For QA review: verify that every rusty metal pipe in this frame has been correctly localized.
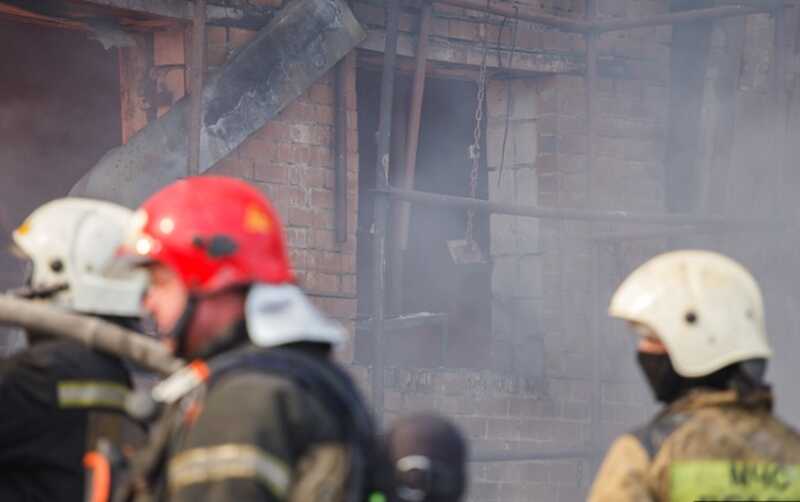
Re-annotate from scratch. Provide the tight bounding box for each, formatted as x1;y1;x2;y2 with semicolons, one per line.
187;0;206;176
380;187;777;228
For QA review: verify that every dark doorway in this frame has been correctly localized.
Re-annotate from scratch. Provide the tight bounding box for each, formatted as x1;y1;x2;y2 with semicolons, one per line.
0;21;121;351
356;68;490;370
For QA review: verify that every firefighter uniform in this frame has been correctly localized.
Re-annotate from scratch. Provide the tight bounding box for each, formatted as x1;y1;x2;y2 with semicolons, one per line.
117;341;375;502
0;339;131;502
589;251;800;502
115;177;380;502
588;389;800;502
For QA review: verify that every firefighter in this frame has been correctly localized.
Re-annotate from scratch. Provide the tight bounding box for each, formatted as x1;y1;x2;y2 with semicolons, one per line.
0;198;147;502
588;250;800;502
115;176;377;502
382;414;467;502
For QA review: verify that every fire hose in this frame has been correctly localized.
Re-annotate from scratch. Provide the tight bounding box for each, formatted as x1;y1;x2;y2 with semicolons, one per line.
0;294;183;375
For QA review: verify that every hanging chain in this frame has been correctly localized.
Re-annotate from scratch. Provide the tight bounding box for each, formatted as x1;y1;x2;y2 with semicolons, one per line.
465;17;491;248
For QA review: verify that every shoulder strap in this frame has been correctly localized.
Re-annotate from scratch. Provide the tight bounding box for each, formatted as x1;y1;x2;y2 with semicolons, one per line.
631;411;691;459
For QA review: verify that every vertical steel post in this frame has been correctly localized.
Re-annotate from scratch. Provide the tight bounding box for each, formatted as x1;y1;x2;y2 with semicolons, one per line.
371;0;401;416
188;0;206;176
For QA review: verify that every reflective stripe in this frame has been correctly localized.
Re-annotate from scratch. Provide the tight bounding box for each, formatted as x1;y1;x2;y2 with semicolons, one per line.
57;381;128;410
168;444;291;497
670;460;800;502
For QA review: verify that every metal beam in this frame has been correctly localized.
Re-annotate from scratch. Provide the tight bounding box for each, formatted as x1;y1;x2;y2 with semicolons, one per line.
74;0;275;29
370;0;401;417
437;0;590;32
591;4;768;33
380;187;775;228
433;0;778;35
71;0;366;207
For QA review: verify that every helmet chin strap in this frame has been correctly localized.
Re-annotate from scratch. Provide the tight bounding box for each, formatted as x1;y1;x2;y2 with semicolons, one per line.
170;295;198;359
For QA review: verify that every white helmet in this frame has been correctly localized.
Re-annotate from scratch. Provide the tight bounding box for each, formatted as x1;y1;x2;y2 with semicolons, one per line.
609;250;771;378
12;198;147;317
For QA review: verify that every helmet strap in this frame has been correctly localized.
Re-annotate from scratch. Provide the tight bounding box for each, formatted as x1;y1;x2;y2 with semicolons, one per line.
171;295;198;359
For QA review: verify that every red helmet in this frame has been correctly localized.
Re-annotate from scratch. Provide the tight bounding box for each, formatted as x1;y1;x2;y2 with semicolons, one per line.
125;176;293;293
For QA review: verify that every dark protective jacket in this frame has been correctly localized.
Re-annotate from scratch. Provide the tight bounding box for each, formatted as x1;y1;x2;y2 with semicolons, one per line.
0;339;132;502
117;341;377;502
588;388;800;502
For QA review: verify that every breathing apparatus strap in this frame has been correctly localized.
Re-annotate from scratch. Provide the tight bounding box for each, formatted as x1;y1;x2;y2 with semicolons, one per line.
170;296;198;359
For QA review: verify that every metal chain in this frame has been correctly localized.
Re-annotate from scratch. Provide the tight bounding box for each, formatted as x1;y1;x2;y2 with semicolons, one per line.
465;16;491;248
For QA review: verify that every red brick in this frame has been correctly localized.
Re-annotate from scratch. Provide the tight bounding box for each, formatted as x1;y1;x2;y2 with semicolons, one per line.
285;227;308;249
237;136;276;163
322;169;335;189
306;167;326;188
310;125;332;146
314;105;334;124
252;162;288;184
310;146;332;167
289;248;308;269
310;83;334;106
311;210;333;230
312;229;335;250
303;271;340;295
289;124;313;143
448;19;478;40
310;189;334;209
296;144;313;165
262;121;292;142
287;207;314;227
209;155;253;179
318;251;342;273
276;142;293;163
341;253;356;273
341;274;356;296
281;101;313;123
315;297;356;319
285;186;307;207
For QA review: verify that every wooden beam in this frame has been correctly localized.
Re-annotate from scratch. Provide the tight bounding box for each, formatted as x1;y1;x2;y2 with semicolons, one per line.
118;32;155;143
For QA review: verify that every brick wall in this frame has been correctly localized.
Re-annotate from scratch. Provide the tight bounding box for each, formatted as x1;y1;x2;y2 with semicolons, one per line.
121;2;800;501
350;2;669;500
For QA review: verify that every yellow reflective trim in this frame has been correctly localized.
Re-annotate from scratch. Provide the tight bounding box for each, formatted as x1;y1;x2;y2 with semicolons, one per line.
670;460;800;502
57;381;128;410
168;444;290;497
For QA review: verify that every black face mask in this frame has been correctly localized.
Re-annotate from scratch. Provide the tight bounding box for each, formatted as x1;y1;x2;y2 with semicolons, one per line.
637;352;738;404
637;352;684;403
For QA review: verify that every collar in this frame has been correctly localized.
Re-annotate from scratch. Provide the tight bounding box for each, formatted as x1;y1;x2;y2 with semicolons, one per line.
667;388;773;414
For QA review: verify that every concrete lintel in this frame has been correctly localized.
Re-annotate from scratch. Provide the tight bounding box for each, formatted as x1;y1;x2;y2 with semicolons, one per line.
359;28;583;75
